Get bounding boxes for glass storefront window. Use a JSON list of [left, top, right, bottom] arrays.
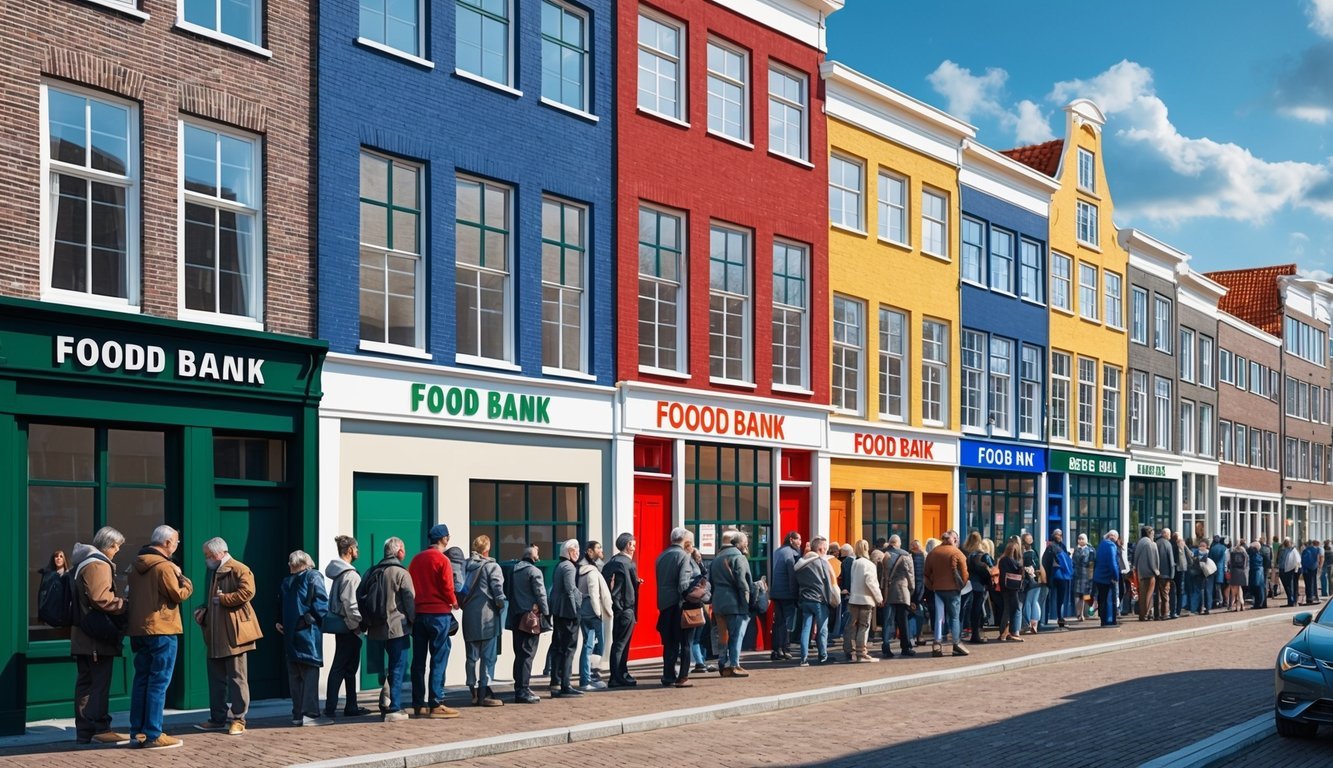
[[214, 435, 285, 481], [468, 480, 586, 569], [964, 472, 1035, 544], [862, 490, 911, 546], [1129, 478, 1175, 538], [684, 443, 771, 581], [1068, 475, 1121, 546]]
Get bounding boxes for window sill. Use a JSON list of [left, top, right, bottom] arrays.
[[638, 365, 691, 381], [961, 277, 987, 290], [454, 69, 522, 98], [355, 37, 434, 69], [1019, 296, 1047, 309], [990, 287, 1018, 299], [833, 408, 863, 418], [1076, 239, 1102, 253], [174, 18, 272, 58], [456, 354, 522, 373], [542, 366, 597, 382], [1051, 306, 1075, 318], [40, 289, 141, 315], [636, 107, 691, 130], [830, 223, 868, 238], [769, 150, 814, 169], [877, 236, 912, 252], [1078, 314, 1102, 327], [709, 377, 757, 390], [922, 250, 951, 264], [1106, 324, 1126, 334], [359, 340, 432, 361], [1078, 187, 1102, 202], [78, 0, 149, 21], [178, 308, 264, 331], [921, 420, 947, 429], [878, 414, 908, 424], [539, 97, 599, 123], [772, 384, 813, 396], [706, 130, 753, 150]]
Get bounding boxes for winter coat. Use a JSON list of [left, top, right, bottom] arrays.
[[849, 557, 883, 606], [279, 566, 327, 666], [999, 555, 1023, 592], [603, 553, 638, 613], [770, 543, 800, 600], [549, 556, 580, 620], [655, 545, 693, 610], [127, 546, 193, 637], [69, 543, 125, 657], [923, 544, 968, 593], [1209, 542, 1229, 583], [708, 544, 752, 616], [1134, 536, 1160, 578], [200, 556, 262, 658], [1155, 538, 1176, 580], [1073, 544, 1094, 595], [1093, 539, 1120, 585], [507, 558, 549, 634], [324, 558, 362, 632], [366, 557, 415, 641], [794, 552, 833, 604], [461, 553, 506, 642], [879, 549, 915, 605], [575, 560, 612, 621]]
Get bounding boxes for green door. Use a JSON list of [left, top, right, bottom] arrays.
[[216, 486, 293, 702], [353, 474, 431, 691]]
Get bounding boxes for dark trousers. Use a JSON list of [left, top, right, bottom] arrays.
[[74, 654, 116, 740], [1251, 572, 1267, 609], [512, 629, 539, 695], [1050, 579, 1071, 622], [325, 632, 363, 714], [967, 590, 988, 640], [610, 608, 636, 683], [1173, 573, 1186, 614], [656, 605, 694, 684], [1283, 570, 1300, 605], [1305, 571, 1321, 603], [550, 617, 579, 690], [287, 660, 320, 720], [880, 603, 911, 654], [206, 653, 249, 723], [771, 599, 797, 653], [1096, 582, 1116, 626]]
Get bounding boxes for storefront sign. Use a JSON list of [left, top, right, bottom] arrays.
[[655, 400, 785, 440], [827, 422, 957, 464], [959, 439, 1046, 472], [619, 387, 825, 448], [1049, 449, 1125, 478], [1131, 461, 1182, 480], [411, 383, 549, 424], [55, 335, 267, 385]]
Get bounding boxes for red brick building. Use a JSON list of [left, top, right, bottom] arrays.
[[615, 0, 840, 654]]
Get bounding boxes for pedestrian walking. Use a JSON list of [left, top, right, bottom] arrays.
[[127, 525, 193, 750], [194, 537, 262, 736], [322, 535, 368, 718]]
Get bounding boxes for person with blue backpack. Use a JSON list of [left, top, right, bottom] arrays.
[[1042, 529, 1074, 630], [1301, 539, 1325, 606]]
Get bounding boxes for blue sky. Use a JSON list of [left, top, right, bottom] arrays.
[[826, 0, 1333, 277]]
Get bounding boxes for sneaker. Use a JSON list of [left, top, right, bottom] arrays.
[[514, 691, 541, 704], [142, 734, 182, 750], [731, 667, 750, 677], [91, 731, 131, 745], [932, 644, 944, 658], [302, 716, 335, 727], [428, 705, 461, 719], [344, 707, 372, 717], [227, 721, 245, 736], [691, 663, 707, 674], [578, 682, 606, 692], [952, 644, 970, 657], [863, 654, 880, 663], [291, 719, 302, 726], [383, 710, 410, 723], [194, 720, 227, 732], [797, 660, 810, 667], [479, 693, 504, 707]]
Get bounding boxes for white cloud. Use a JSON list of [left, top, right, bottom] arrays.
[[1309, 0, 1333, 38], [1049, 60, 1333, 225], [1297, 267, 1331, 281], [926, 60, 1053, 143], [1281, 105, 1333, 124]]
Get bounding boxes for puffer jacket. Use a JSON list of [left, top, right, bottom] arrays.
[[70, 542, 125, 657], [127, 546, 193, 637], [325, 558, 362, 632], [279, 567, 327, 666], [794, 552, 831, 604], [848, 557, 882, 606]]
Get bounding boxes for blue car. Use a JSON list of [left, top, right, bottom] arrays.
[[1276, 605, 1333, 737]]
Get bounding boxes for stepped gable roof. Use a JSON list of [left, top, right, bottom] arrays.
[[1205, 264, 1296, 336], [999, 139, 1063, 177]]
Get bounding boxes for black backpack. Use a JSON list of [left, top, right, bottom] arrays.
[[356, 563, 403, 630], [1229, 549, 1248, 572], [38, 569, 77, 628]]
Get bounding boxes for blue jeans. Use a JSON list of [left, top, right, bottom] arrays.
[[465, 636, 498, 689], [798, 600, 828, 662], [1023, 587, 1043, 628], [411, 613, 452, 708], [721, 613, 749, 669], [383, 635, 410, 712], [579, 617, 604, 686], [129, 635, 177, 740], [933, 590, 962, 645]]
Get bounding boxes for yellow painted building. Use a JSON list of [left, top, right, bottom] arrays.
[[820, 62, 973, 546]]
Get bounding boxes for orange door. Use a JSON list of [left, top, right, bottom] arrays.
[[922, 493, 948, 540], [829, 491, 852, 546], [630, 479, 670, 659]]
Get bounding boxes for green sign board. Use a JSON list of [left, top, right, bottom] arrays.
[[1049, 449, 1126, 478], [410, 383, 551, 424]]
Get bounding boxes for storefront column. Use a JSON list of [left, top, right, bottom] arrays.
[[672, 438, 686, 529], [812, 450, 831, 538], [612, 434, 636, 539], [0, 410, 21, 735]]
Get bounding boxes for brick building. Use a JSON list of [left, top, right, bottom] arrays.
[[0, 0, 323, 732]]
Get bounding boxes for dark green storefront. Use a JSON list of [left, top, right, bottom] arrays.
[[0, 298, 325, 735]]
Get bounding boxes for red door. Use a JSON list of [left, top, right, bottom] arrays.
[[760, 488, 810, 650], [630, 478, 670, 659]]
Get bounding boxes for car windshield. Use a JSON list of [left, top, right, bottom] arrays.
[[1316, 605, 1333, 627]]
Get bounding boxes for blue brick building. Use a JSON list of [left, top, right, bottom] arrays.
[[315, 0, 618, 659], [956, 142, 1059, 545]]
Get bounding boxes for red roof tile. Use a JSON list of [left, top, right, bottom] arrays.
[[1205, 264, 1296, 336], [999, 139, 1064, 177]]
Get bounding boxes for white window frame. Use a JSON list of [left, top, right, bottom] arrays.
[[921, 318, 949, 426], [921, 188, 948, 259], [1130, 286, 1148, 344], [1051, 252, 1072, 312], [1154, 295, 1172, 353], [1078, 262, 1098, 322], [1076, 199, 1099, 247], [961, 216, 984, 285], [1219, 419, 1233, 462], [454, 174, 513, 365], [40, 82, 141, 313], [1019, 239, 1043, 304], [1130, 370, 1148, 446], [177, 0, 266, 53], [1179, 327, 1195, 382], [1199, 402, 1215, 458], [829, 154, 864, 232], [540, 0, 590, 113], [1019, 344, 1041, 440], [706, 38, 749, 144], [359, 0, 425, 59], [1218, 347, 1233, 383], [1153, 375, 1172, 450], [767, 63, 808, 162], [988, 335, 1013, 436], [1103, 270, 1123, 329], [637, 8, 685, 122], [177, 118, 264, 329], [1077, 148, 1096, 193], [1179, 399, 1195, 455], [1199, 335, 1215, 387], [879, 306, 908, 422], [1077, 356, 1096, 444], [358, 150, 425, 352], [540, 195, 588, 374], [961, 330, 985, 431], [1102, 364, 1120, 447], [988, 227, 1014, 294], [832, 295, 865, 415], [708, 223, 752, 384], [877, 170, 908, 246], [1050, 351, 1071, 441], [771, 239, 809, 391], [456, 0, 515, 88], [637, 204, 687, 375]]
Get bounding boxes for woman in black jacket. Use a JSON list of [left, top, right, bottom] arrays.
[[965, 538, 994, 645], [997, 540, 1024, 643]]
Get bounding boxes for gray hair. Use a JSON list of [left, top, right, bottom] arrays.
[[732, 531, 748, 550], [670, 526, 691, 545], [720, 530, 736, 547], [1105, 530, 1119, 541], [91, 526, 125, 552], [288, 549, 314, 569], [202, 537, 228, 557], [150, 525, 178, 546], [562, 538, 581, 556], [383, 536, 405, 558], [888, 535, 901, 548]]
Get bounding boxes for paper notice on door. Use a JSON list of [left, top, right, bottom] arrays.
[[698, 524, 717, 556]]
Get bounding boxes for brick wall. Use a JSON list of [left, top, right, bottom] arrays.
[[0, 0, 314, 337]]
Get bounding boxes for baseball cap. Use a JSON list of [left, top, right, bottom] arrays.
[[428, 523, 450, 543]]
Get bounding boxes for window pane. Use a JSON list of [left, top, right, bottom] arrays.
[[108, 429, 165, 484], [28, 424, 95, 482], [28, 486, 94, 639]]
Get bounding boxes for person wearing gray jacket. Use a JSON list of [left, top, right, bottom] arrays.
[[461, 535, 505, 707], [323, 535, 368, 719], [1133, 527, 1160, 622], [768, 531, 802, 661], [548, 539, 582, 697], [508, 545, 548, 704], [709, 531, 753, 677], [655, 527, 697, 687], [1154, 528, 1176, 621], [366, 538, 415, 722]]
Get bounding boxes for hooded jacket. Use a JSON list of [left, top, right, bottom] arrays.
[[69, 542, 125, 657], [708, 544, 752, 615], [324, 558, 362, 632], [127, 546, 193, 637], [200, 555, 262, 658], [575, 559, 612, 621], [461, 552, 506, 641], [367, 556, 416, 641], [279, 566, 327, 666]]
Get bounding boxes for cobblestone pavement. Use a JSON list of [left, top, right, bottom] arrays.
[[1213, 728, 1333, 766], [0, 605, 1303, 767]]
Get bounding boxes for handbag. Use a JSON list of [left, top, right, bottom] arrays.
[[680, 606, 706, 628], [519, 605, 543, 635], [1198, 556, 1217, 577], [321, 612, 350, 634], [1003, 571, 1024, 591], [749, 576, 770, 615]]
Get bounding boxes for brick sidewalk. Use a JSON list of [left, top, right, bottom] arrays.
[[0, 605, 1304, 768], [1214, 731, 1333, 767]]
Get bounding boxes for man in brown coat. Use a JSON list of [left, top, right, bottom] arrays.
[[71, 526, 129, 746], [193, 537, 262, 736], [127, 525, 194, 750], [923, 530, 969, 658]]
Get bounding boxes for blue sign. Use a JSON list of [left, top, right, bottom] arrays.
[[960, 439, 1046, 473]]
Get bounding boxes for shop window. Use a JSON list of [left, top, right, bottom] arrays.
[[469, 480, 586, 568], [862, 490, 911, 546], [633, 438, 672, 474], [214, 436, 285, 482], [685, 443, 771, 581], [27, 424, 167, 641], [1130, 478, 1175, 537], [963, 472, 1035, 545], [1068, 476, 1121, 546], [780, 451, 810, 482]]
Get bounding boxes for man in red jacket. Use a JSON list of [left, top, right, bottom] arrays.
[[408, 524, 461, 719]]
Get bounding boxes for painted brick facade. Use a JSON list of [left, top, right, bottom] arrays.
[[317, 0, 615, 384], [0, 0, 314, 337], [1216, 315, 1282, 496], [617, 0, 830, 403]]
